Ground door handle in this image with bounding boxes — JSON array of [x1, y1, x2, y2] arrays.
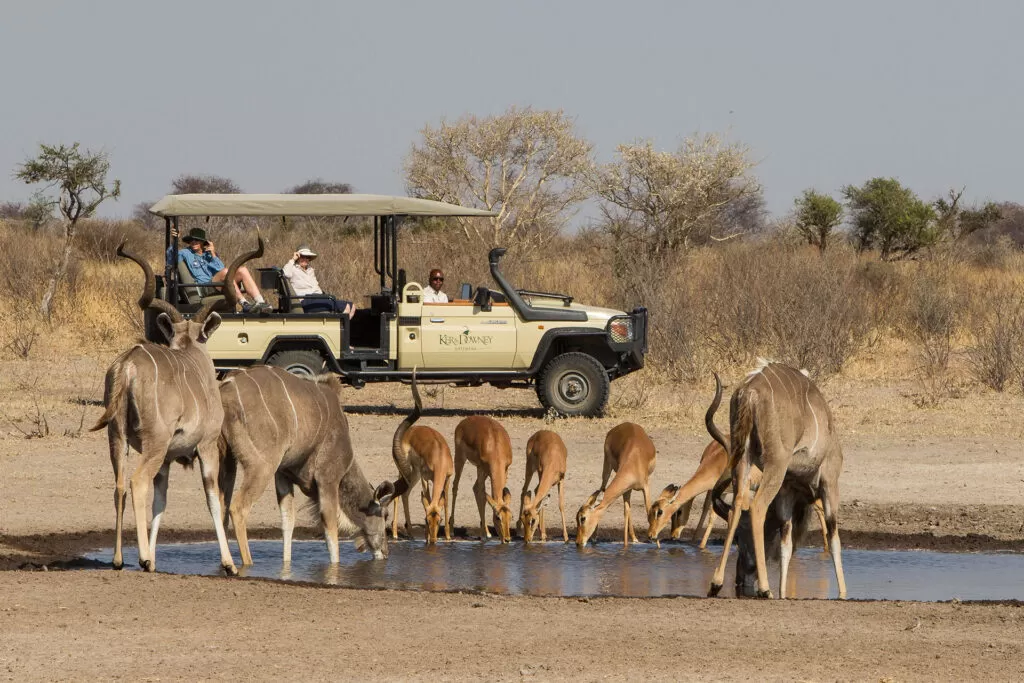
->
[[429, 318, 445, 323]]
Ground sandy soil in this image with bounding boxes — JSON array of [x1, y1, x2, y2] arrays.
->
[[2, 358, 1024, 680]]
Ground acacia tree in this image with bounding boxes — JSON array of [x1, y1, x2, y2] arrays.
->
[[15, 143, 121, 320], [843, 178, 938, 260], [933, 188, 1001, 242], [794, 189, 843, 254], [288, 179, 353, 194], [592, 135, 760, 257], [404, 106, 593, 252]]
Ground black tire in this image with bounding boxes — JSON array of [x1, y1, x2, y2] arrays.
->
[[267, 349, 327, 379], [537, 352, 610, 417]]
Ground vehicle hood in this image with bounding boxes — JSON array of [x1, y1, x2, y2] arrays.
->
[[529, 300, 627, 323]]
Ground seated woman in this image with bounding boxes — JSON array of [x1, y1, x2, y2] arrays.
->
[[282, 245, 355, 316]]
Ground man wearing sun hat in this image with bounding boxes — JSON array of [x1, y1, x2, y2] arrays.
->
[[167, 226, 270, 314], [282, 244, 354, 316]]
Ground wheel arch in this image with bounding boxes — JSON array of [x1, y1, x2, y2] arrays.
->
[[261, 335, 340, 372]]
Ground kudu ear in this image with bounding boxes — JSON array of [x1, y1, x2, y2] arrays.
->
[[156, 312, 175, 344], [198, 311, 222, 343]]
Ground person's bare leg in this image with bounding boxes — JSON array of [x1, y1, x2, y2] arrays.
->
[[212, 268, 246, 302]]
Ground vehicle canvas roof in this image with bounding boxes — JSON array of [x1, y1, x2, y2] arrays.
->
[[148, 193, 499, 218]]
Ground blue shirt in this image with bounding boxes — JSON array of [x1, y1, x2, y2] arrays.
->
[[166, 246, 225, 284]]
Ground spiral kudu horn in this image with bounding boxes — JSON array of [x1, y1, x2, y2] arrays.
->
[[117, 241, 183, 322], [195, 230, 265, 323]]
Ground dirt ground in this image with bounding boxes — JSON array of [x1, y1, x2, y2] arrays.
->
[[2, 357, 1024, 681]]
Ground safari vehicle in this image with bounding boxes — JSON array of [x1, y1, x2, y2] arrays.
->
[[147, 193, 647, 416]]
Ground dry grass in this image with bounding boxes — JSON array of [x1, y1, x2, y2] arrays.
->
[[4, 216, 1024, 421]]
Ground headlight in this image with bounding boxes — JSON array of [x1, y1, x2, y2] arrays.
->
[[608, 317, 633, 343]]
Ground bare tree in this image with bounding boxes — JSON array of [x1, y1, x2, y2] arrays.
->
[[288, 179, 353, 194], [15, 142, 121, 320], [404, 106, 593, 253], [592, 135, 759, 256], [171, 174, 240, 194]]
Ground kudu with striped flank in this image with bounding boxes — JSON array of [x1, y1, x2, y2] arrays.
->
[[518, 430, 569, 543], [219, 365, 396, 564], [575, 422, 656, 547], [91, 235, 263, 574], [450, 415, 514, 542], [706, 362, 846, 599], [390, 371, 454, 544]]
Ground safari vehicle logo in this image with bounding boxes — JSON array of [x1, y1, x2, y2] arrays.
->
[[439, 329, 494, 347]]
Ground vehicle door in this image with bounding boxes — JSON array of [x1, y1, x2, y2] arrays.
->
[[420, 288, 517, 369], [396, 282, 424, 369]]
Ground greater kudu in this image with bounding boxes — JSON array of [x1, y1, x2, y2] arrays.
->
[[219, 365, 396, 564], [706, 362, 846, 599], [91, 235, 263, 574]]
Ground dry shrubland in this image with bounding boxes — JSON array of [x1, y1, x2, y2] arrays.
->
[[3, 217, 1024, 410]]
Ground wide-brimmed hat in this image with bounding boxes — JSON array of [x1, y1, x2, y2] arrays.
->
[[296, 245, 318, 259], [181, 227, 210, 246]]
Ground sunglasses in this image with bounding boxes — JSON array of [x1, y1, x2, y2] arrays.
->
[[431, 277, 444, 282]]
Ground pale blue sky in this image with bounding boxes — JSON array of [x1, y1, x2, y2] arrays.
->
[[2, 1, 1021, 221]]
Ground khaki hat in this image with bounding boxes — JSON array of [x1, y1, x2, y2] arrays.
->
[[296, 245, 318, 259]]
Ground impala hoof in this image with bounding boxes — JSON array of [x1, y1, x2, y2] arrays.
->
[[111, 560, 124, 571], [223, 563, 239, 577], [139, 559, 154, 572], [708, 582, 723, 597], [755, 589, 774, 599]]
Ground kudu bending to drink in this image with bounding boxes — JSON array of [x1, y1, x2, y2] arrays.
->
[[575, 422, 656, 547], [646, 379, 830, 550], [519, 430, 569, 543], [92, 236, 263, 574], [219, 365, 396, 563], [706, 362, 847, 599], [449, 416, 514, 542], [390, 371, 454, 544]]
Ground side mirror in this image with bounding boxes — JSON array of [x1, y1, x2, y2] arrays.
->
[[473, 286, 492, 312], [459, 282, 472, 300]]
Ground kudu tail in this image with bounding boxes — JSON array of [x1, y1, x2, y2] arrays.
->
[[391, 369, 423, 492], [705, 371, 728, 453], [90, 359, 131, 432]]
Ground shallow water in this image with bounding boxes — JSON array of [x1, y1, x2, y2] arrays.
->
[[85, 540, 1024, 601]]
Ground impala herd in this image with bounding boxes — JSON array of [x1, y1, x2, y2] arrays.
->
[[95, 235, 847, 599]]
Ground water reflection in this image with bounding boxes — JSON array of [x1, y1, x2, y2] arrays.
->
[[85, 541, 1024, 602]]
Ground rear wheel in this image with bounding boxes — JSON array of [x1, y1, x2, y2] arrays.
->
[[537, 352, 610, 417], [267, 349, 326, 379]]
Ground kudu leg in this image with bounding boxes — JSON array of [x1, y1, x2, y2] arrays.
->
[[148, 461, 171, 562], [318, 484, 342, 563], [402, 488, 413, 538], [819, 484, 847, 599], [779, 519, 794, 599], [747, 461, 787, 599], [813, 498, 830, 553], [228, 460, 275, 567], [129, 444, 169, 573], [196, 440, 238, 576], [107, 427, 129, 570], [709, 459, 753, 596], [275, 474, 296, 565]]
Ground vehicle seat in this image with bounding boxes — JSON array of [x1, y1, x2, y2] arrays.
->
[[177, 260, 227, 308], [278, 271, 305, 314]]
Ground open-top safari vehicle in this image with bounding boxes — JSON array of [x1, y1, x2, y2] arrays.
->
[[147, 193, 647, 416]]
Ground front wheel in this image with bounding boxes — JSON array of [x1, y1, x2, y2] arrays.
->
[[267, 349, 327, 379], [537, 352, 610, 417]]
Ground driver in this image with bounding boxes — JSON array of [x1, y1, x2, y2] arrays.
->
[[423, 268, 448, 303]]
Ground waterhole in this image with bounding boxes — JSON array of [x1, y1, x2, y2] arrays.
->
[[84, 541, 1024, 601]]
